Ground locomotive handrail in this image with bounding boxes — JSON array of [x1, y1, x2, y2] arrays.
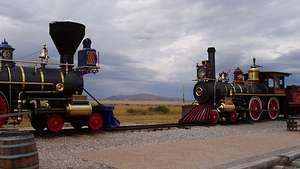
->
[[0, 58, 74, 66], [192, 78, 215, 81], [0, 81, 53, 85], [234, 93, 286, 96]]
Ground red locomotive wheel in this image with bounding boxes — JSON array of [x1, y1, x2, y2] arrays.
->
[[268, 97, 280, 120], [0, 94, 8, 127], [210, 109, 219, 124], [248, 97, 262, 121], [228, 112, 238, 123], [47, 114, 64, 133], [88, 112, 103, 130]]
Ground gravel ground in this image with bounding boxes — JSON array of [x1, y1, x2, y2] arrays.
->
[[35, 120, 289, 169]]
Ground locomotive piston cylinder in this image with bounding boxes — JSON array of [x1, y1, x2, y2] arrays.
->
[[66, 104, 92, 116], [218, 97, 236, 112], [218, 103, 236, 112]]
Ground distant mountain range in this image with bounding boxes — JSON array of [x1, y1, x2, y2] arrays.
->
[[105, 93, 181, 101]]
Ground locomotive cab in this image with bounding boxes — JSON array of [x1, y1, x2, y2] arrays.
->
[[261, 72, 290, 94]]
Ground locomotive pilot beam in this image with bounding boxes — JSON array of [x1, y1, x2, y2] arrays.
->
[[180, 47, 299, 124], [0, 21, 119, 132]]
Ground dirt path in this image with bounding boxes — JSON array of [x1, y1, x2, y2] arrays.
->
[[79, 131, 300, 169]]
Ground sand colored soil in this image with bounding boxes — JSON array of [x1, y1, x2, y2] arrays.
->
[[79, 131, 300, 169]]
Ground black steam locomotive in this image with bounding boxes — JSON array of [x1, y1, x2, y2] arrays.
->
[[181, 47, 300, 124], [0, 21, 119, 132]]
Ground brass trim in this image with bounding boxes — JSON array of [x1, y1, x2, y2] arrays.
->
[[195, 87, 203, 97], [248, 67, 260, 81], [237, 83, 243, 93], [56, 83, 64, 92], [0, 58, 74, 66], [19, 66, 25, 90], [218, 97, 235, 112], [7, 66, 11, 82], [72, 95, 87, 101], [40, 69, 45, 91], [66, 104, 92, 116], [230, 83, 236, 93], [0, 81, 53, 85], [6, 67, 11, 111], [219, 103, 235, 112], [235, 93, 286, 97], [60, 72, 65, 83]]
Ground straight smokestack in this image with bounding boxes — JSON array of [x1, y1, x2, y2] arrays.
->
[[207, 47, 216, 80]]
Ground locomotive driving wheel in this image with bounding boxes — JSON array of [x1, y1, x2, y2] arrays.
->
[[47, 114, 64, 133], [0, 94, 8, 127], [210, 109, 219, 124], [88, 112, 103, 130], [228, 111, 238, 123], [248, 96, 262, 121], [267, 97, 280, 120]]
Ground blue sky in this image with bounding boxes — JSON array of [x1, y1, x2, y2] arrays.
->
[[0, 0, 300, 100]]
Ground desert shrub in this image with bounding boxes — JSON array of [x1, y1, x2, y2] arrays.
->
[[127, 108, 148, 115], [126, 105, 170, 116], [148, 105, 170, 114]]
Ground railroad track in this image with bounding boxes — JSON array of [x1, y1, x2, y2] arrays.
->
[[25, 122, 213, 138], [106, 122, 212, 132], [17, 118, 284, 137]]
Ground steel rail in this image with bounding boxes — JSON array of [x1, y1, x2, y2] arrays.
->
[[105, 123, 194, 131]]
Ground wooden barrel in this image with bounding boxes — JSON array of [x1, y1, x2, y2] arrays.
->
[[0, 130, 39, 169]]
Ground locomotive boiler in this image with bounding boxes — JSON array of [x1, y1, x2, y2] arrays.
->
[[0, 21, 119, 132], [180, 47, 293, 124]]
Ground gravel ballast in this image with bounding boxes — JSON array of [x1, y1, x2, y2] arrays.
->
[[35, 120, 295, 169]]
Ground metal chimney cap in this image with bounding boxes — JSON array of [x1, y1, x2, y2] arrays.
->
[[207, 47, 216, 52], [0, 39, 14, 51], [49, 21, 86, 64], [49, 21, 85, 28]]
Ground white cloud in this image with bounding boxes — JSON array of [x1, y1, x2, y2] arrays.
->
[[0, 0, 300, 98]]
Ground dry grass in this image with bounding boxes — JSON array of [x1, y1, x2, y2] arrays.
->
[[6, 100, 185, 128], [100, 100, 186, 105], [4, 116, 31, 128], [95, 100, 185, 125]]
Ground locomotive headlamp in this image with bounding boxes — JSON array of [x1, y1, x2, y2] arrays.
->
[[195, 87, 203, 96], [56, 83, 64, 92], [197, 68, 205, 79]]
